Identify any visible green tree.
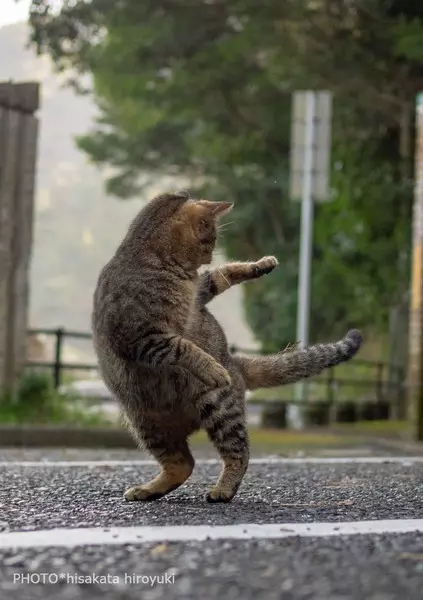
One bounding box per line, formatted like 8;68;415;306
28;0;422;348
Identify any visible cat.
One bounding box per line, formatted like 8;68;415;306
92;191;363;503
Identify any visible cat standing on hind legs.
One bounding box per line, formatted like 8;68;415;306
92;191;363;503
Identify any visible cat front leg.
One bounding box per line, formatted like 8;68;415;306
132;331;232;390
197;256;278;305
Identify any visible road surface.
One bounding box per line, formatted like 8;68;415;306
0;449;423;599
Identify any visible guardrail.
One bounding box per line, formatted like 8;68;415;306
27;328;96;388
25;328;405;414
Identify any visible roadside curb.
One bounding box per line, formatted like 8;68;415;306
0;425;137;448
365;436;423;456
0;425;422;453
330;427;423;456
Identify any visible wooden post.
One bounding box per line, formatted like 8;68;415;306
407;92;423;441
0;82;40;395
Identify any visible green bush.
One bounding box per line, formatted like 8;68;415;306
335;401;358;423
359;400;390;421
0;371;111;427
302;401;331;427
260;401;287;429
13;372;56;420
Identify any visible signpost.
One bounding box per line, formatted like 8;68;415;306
407;92;423;441
288;90;333;429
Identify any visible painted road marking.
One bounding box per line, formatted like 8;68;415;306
0;457;422;467
1;519;423;550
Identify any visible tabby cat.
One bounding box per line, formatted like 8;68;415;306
92;191;362;503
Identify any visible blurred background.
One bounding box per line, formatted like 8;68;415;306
0;0;421;451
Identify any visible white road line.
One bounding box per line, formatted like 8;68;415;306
0;457;422;467
1;519;423;549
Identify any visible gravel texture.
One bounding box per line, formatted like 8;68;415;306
1;450;423;599
1;461;422;532
1;535;423;600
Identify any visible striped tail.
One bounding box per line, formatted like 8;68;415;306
233;329;363;390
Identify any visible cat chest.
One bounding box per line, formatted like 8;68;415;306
164;282;198;332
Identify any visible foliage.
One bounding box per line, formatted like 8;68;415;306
27;0;423;348
0;371;111;426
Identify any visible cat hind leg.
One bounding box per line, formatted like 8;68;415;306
124;438;194;501
199;389;249;503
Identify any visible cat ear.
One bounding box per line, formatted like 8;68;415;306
147;191;190;217
212;201;234;216
173;190;191;199
197;200;234;217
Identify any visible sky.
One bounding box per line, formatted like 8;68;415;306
0;0;31;27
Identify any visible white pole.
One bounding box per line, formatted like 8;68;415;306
288;91;316;429
407;91;423;440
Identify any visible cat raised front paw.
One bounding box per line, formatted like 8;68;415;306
251;256;278;278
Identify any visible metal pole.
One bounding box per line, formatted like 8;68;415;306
407;92;423;441
53;327;64;390
297;91;315;349
288;91;316;429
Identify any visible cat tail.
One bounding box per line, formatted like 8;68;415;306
233;329;363;390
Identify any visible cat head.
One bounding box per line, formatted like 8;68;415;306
171;197;233;266
124;191;233;269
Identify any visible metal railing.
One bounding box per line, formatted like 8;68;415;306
25;328;405;411
27;328;97;389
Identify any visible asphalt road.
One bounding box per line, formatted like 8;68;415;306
0;449;423;600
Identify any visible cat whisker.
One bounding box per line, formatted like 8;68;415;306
280;341;301;354
217;221;235;230
217;225;233;236
217;268;231;288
